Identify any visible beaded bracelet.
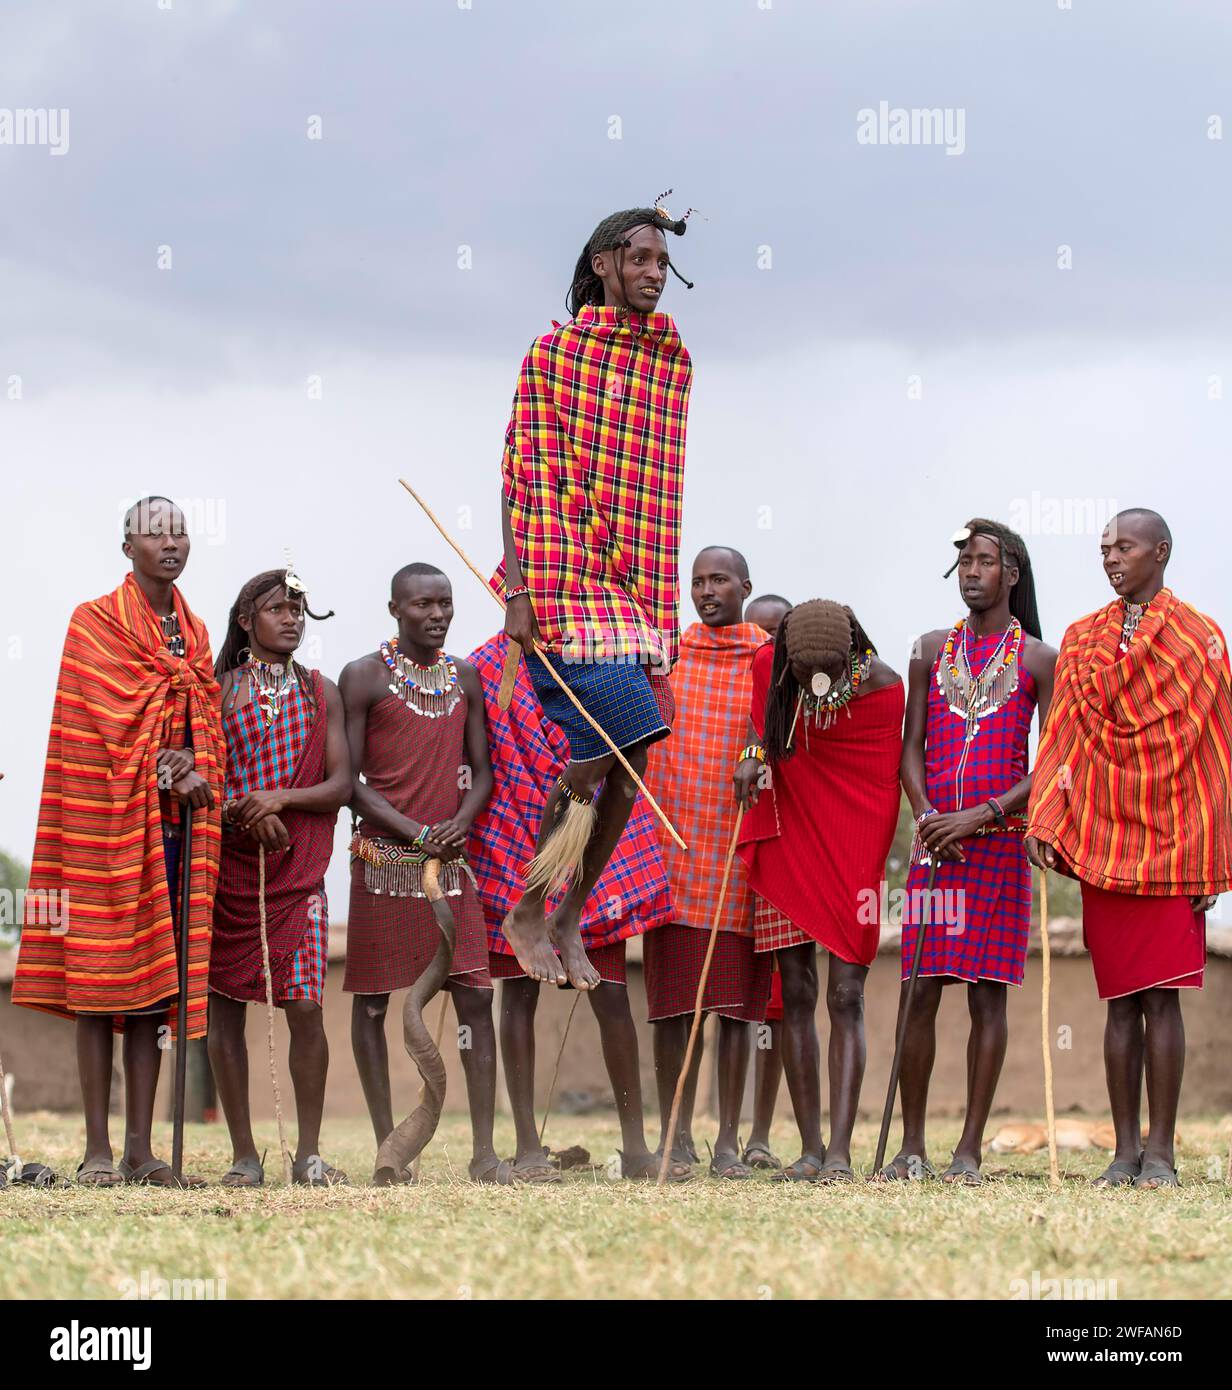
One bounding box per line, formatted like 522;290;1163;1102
916;808;938;827
738;744;765;765
412;823;430;848
504;585;530;602
986;796;1008;829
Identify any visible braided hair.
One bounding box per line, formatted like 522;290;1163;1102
214;569;335;714
566;197;693;318
763;600;878;765
945;518;1042;639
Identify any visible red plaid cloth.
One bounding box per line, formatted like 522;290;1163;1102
465;634;672;953
901;628;1037;985
643;923;772;1023
491;305;692;668
645;622;767;935
211;672;336;1004
488;940;627;985
281;884;328;1005
344;677;491;994
753;895;812;953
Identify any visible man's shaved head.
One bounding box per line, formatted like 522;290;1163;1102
391;561;447;598
694;546;749;582
1112;508;1172;550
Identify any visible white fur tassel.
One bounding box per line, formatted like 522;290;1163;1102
524;796;598;897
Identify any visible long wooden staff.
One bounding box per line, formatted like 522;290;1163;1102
257;847;294;1185
171;804;194;1183
657;807;744;1186
1039;869;1060;1190
398;478;686;851
872;858;940;1178
539;991;583;1145
0;1044;19;1165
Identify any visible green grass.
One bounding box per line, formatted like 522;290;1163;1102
3;1113;1231;1300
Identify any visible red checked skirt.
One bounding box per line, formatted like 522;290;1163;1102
643;923;772;1023
1080;881;1206;1000
488;940;628;985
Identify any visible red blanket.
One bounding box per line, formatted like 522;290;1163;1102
737;645;904;966
12;574;224;1037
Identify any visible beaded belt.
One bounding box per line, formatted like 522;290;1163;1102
349;830;477;899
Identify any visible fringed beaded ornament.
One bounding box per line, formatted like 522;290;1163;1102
381;637;460;719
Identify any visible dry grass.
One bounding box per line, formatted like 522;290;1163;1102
3;1112;1231;1301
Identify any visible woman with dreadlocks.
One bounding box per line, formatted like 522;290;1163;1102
735;601;904;1183
208;568;352;1186
495;194;695;991
878;521;1056;1185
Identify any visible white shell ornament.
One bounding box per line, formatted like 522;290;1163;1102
950;526;973;545
811;671;832;698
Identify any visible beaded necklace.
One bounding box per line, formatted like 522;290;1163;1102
381;637;460;719
1118;599;1149;653
788;648;874;746
937;617;1022;743
244;657;298;726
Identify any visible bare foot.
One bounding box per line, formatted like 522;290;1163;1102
548;910;600;991
502;904;566;985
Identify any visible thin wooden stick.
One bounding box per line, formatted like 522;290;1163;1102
538;991;583;1146
398;477;686;851
410;993;451;1181
257;847;293;1186
657;806;744;1186
1039;869;1060;1190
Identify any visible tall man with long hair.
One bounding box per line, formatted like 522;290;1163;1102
208;568;351;1186
735;601;903;1183
496;196;695;991
881;521;1056;1184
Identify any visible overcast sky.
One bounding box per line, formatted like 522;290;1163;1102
2;0;1229;916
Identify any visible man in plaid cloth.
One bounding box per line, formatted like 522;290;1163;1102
466;631;676;1181
883;521;1056;1185
496;197;695;993
643;547;771;1180
209;568;352;1187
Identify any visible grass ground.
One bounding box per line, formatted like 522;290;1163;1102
3;1112;1231;1301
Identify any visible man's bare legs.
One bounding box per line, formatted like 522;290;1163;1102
1140;988;1184;1179
1103;994;1145;1168
745;1020;783;1160
652;1015;705;1162
777;943;824;1165
351;993;394;1147
451;984;499;1170
945;980;1008;1179
77;1015;117;1173
823;956;868;1171
880;976;943;1178
588;982;653;1165
504;743;651;991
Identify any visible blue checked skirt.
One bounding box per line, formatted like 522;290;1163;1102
523;652;674;764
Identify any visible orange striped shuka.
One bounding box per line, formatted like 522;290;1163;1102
645;622;769;933
11;574;225;1038
1027;587;1232;897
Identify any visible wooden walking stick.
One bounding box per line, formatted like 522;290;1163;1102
538;991;583;1146
0;1044;56;1187
171;803;194;1184
872;858;940;1179
1039;868;1061;1190
257;847;294;1186
657;807;745;1186
397;478;686;851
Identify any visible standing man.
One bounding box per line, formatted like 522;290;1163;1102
881;520;1056;1184
339;564;501;1183
467;631;673;1181
735;601;903;1182
208;568;351;1187
496;197;695;991
643;547;771;1180
1027;510;1231;1189
12;496;224;1187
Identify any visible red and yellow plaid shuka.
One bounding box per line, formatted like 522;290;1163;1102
12;574;224;1038
645;622;769;933
491;304;692;669
1027;588;1232;896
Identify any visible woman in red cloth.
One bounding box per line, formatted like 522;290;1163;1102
736;601;903;1182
